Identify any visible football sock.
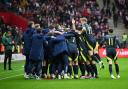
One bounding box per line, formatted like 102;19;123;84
79;63;85;76
115;64;119;75
91;55;99;63
73;65;78;75
91;64;98;76
68;65;72;75
85;63;90;75
109;64;113;75
58;64;62;75
94;53;101;61
42;66;47;75
88;64;94;77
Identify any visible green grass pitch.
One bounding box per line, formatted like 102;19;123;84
0;58;128;89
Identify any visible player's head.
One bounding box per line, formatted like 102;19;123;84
76;25;82;31
49;25;55;30
108;29;113;34
28;21;35;28
75;25;83;34
7;30;12;36
123;33;126;35
80;17;88;24
35;24;41;33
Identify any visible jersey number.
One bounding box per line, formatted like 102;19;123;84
109;38;113;45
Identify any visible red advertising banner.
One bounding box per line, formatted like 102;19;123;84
0;12;28;32
99;48;128;58
0;12;11;24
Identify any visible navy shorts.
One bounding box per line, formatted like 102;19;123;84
106;47;116;60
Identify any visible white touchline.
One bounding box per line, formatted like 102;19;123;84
0;65;24;74
0;74;23;80
0;68;23;75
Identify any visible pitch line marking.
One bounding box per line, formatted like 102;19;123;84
0;74;23;80
0;68;23;75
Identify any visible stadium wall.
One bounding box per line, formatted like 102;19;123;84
99;48;128;58
0;48;128;63
0;54;25;63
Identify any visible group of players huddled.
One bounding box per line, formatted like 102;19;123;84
23;18;121;80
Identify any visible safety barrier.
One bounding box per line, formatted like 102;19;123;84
99;48;128;58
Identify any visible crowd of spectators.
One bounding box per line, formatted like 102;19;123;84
0;0;127;52
0;17;22;53
0;0;110;37
113;0;128;28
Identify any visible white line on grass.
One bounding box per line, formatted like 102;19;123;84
0;74;23;80
0;68;23;75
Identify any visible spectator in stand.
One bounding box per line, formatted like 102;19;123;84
113;0;128;28
103;0;107;7
122;33;128;48
19;0;28;9
113;11;119;28
123;11;128;28
0;30;3;54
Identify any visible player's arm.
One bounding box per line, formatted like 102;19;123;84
99;36;106;47
116;37;123;52
94;41;99;50
72;18;76;30
115;37;122;48
63;32;75;39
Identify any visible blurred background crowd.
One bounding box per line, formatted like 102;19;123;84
0;0;128;54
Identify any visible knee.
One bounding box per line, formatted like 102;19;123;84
69;62;72;66
43;60;46;66
109;60;112;65
89;51;93;56
86;61;90;65
91;61;96;64
73;61;78;65
114;61;118;64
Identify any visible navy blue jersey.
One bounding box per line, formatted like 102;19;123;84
103;34;121;48
82;23;97;49
81;31;96;50
64;32;78;55
29;34;46;61
22;28;35;55
82;24;93;35
51;35;68;57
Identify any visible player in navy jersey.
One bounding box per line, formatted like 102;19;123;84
102;29;122;79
